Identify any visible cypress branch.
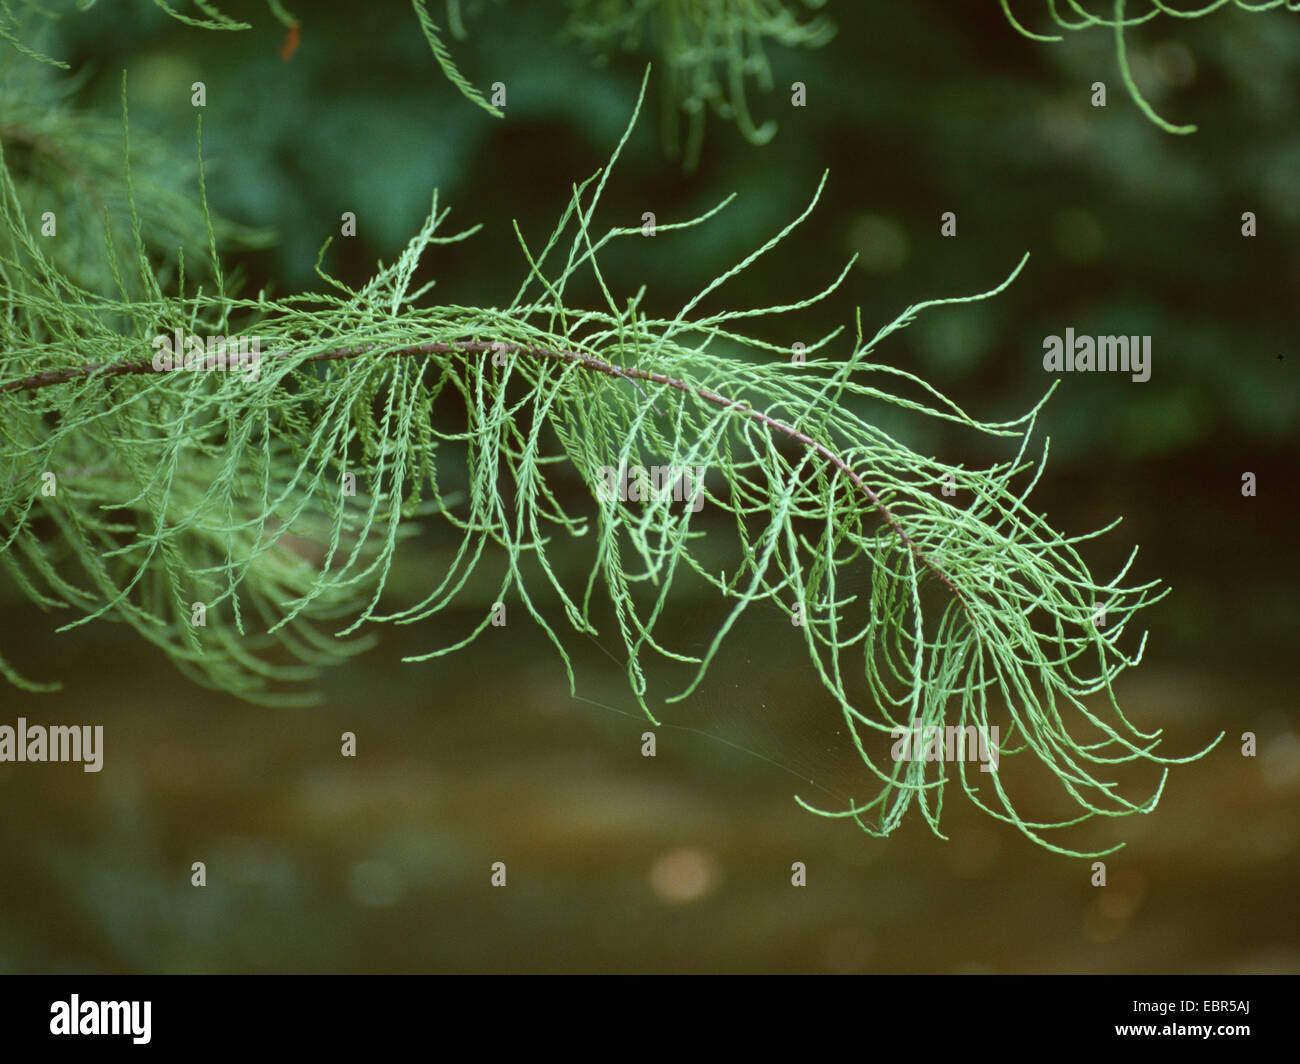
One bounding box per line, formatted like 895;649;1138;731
2;337;971;606
0;68;1221;857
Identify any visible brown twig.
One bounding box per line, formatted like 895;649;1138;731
2;339;966;604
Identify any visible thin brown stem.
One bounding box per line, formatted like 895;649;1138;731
2;338;966;604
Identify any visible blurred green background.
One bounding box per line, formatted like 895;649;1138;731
0;0;1296;972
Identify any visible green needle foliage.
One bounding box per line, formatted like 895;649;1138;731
0;0;298;69
422;0;838;164
12;2;1298;144
566;0;835;165
0;69;1218;855
0;54;270;300
411;0;505;119
3;0;836;164
1001;0;1300;133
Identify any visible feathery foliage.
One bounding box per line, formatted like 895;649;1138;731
11;2;1298;143
411;0;504;119
0;0;296;69
415;0;838;163
0;55;270;300
1001;0;1300;133
0;69;1218;855
566;0;834;165
2;0;835;164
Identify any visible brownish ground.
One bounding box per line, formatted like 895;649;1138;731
2;617;1294;974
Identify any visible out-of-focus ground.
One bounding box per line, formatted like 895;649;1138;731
1;611;1295;974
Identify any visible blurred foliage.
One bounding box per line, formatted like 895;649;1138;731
26;0;1291;460
0;50;270;299
565;0;835;166
1000;0;1300;134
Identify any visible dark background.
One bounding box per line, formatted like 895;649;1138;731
0;0;1296;972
